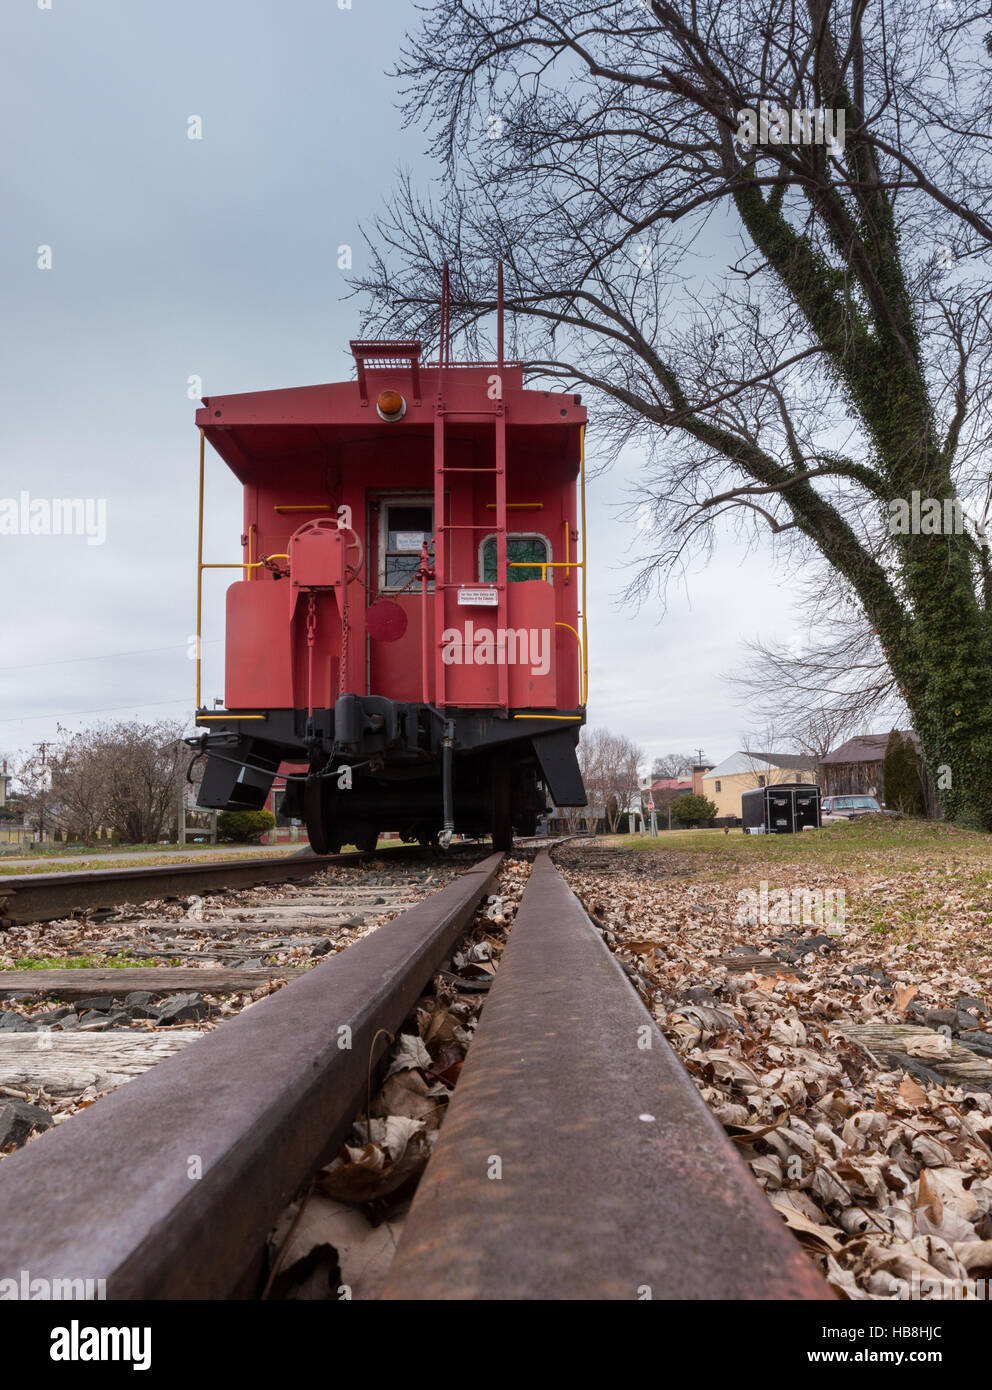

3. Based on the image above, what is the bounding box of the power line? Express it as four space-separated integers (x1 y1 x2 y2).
0 696 196 725
0 640 220 673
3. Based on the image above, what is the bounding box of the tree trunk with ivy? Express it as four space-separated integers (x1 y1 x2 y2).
729 164 992 827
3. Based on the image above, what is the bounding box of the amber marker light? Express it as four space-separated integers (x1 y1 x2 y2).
376 389 406 421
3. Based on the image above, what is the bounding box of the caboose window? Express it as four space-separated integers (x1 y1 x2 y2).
380 499 434 590
479 533 551 583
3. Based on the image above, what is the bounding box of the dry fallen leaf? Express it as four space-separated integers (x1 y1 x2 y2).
898 1075 928 1107
385 1033 433 1075
770 1199 844 1252
906 1034 953 1060
267 1194 405 1300
895 984 920 1013
917 1170 943 1224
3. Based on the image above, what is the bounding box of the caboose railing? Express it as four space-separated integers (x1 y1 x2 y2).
507 422 588 708
194 426 287 714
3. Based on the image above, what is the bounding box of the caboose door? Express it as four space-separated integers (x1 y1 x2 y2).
366 493 435 703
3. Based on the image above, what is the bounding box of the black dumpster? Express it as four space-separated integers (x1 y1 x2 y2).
741 783 821 834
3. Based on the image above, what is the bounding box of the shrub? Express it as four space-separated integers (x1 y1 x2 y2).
217 809 277 843
882 730 926 816
671 793 718 825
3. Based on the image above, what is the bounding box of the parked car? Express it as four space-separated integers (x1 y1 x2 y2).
820 795 900 822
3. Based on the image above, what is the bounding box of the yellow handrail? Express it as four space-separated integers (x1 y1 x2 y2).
514 713 582 720
201 553 288 571
195 428 290 708
273 504 334 513
507 559 583 577
201 562 265 570
555 620 583 700
196 713 267 721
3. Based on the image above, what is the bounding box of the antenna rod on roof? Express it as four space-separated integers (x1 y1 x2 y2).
440 262 451 369
497 261 504 375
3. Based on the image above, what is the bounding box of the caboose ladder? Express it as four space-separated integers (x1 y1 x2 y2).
432 389 508 710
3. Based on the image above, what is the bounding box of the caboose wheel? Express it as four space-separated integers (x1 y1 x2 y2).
490 761 513 852
304 777 343 855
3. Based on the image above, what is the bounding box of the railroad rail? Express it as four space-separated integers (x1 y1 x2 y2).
0 844 429 927
0 849 829 1300
384 852 828 1299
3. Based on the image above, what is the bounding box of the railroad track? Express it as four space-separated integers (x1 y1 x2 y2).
0 844 433 928
0 847 828 1301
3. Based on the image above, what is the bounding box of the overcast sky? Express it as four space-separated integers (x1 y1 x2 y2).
1 0 803 772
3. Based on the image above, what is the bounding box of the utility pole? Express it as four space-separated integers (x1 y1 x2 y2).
640 777 659 837
639 779 650 836
33 741 50 843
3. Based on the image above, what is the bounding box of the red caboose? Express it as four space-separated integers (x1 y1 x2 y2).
190 324 587 851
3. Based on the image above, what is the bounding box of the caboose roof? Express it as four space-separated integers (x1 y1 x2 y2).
195 364 586 484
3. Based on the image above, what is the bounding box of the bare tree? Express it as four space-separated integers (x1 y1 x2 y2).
740 701 862 763
650 752 697 780
98 722 188 844
576 727 605 833
736 727 821 790
14 721 187 845
725 559 907 754
781 709 856 764
610 734 645 832
357 0 992 829
14 733 107 843
579 726 645 832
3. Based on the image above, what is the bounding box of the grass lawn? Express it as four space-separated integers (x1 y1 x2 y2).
0 838 410 877
618 817 983 862
0 846 302 876
609 817 992 943
0 841 300 859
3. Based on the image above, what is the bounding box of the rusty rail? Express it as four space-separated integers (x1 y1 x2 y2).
383 851 830 1300
0 854 503 1298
